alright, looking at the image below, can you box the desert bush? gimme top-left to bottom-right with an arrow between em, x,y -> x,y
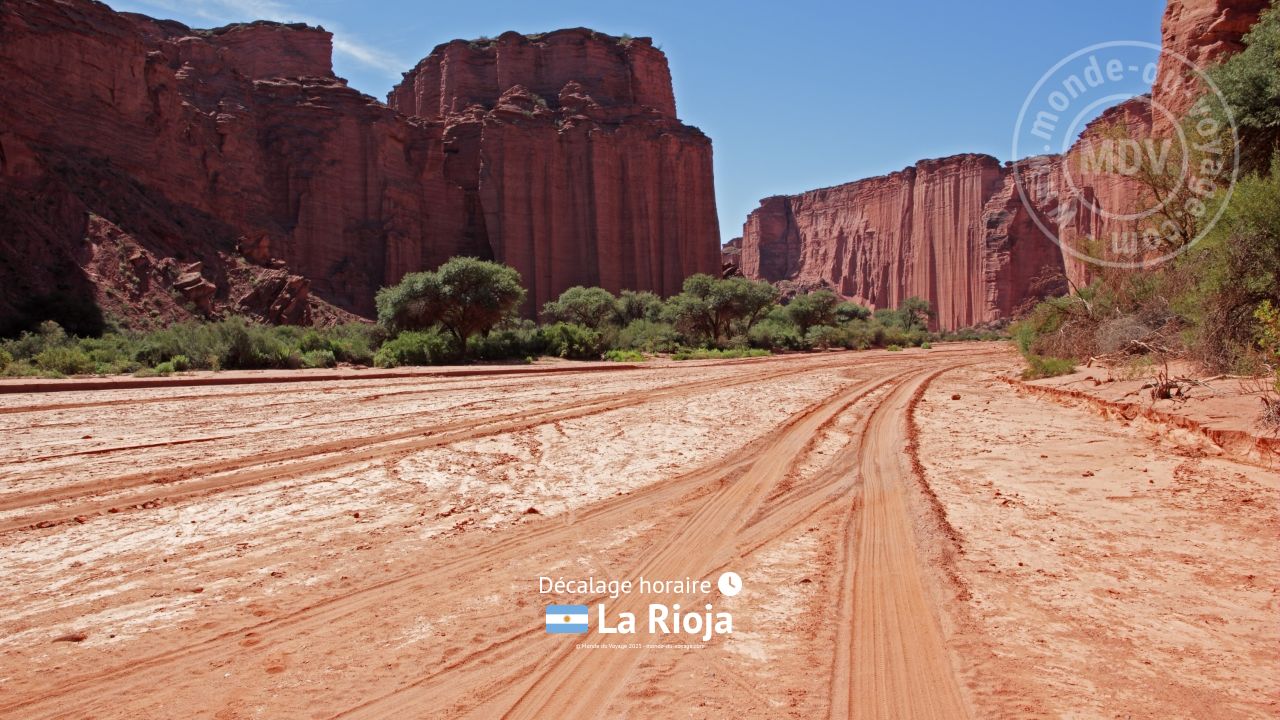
617,319 -> 679,353
541,286 -> 619,330
1176,164 -> 1280,372
748,316 -> 803,351
841,320 -> 881,350
373,329 -> 454,368
0,348 -> 10,371
672,348 -> 769,361
835,301 -> 872,323
603,349 -> 646,362
615,290 -> 665,323
1094,315 -> 1156,355
886,344 -> 903,352
804,324 -> 844,350
153,361 -> 177,376
218,318 -> 299,369
2,320 -> 71,361
301,349 -> 337,369
785,290 -> 840,334
920,342 -> 932,349
376,257 -> 526,353
1022,355 -> 1077,380
468,319 -> 546,361
542,322 -> 603,360
664,274 -> 778,346
34,345 -> 94,375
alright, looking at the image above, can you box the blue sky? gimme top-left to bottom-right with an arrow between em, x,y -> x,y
105,0 -> 1166,242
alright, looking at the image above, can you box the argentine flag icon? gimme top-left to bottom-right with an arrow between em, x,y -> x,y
545,604 -> 589,634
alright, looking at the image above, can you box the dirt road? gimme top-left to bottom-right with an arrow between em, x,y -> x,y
0,346 -> 1274,719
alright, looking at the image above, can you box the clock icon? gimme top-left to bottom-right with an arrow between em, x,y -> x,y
717,571 -> 743,597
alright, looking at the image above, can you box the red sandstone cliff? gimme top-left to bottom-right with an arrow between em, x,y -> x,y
388,30 -> 719,312
0,2 -> 718,332
739,0 -> 1265,330
740,155 -> 1068,330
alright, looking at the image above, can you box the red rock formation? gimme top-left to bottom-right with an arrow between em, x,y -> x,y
740,0 -> 1265,330
388,30 -> 719,312
0,3 -> 717,332
740,155 -> 1068,330
1153,0 -> 1270,131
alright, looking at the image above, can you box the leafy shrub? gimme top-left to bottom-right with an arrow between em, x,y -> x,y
153,361 -> 177,376
1022,355 -> 1077,380
1177,164 -> 1280,372
219,318 -> 299,369
617,319 -> 680,353
376,257 -> 526,354
170,355 -> 191,372
748,317 -> 803,350
1255,300 -> 1280,392
468,319 -> 546,361
301,349 -> 337,369
616,290 -> 665,323
786,290 -> 841,334
842,320 -> 882,350
0,348 -> 10,371
804,324 -> 845,350
920,342 -> 932,349
2,320 -> 71,361
541,286 -> 619,329
34,345 -> 94,375
543,322 -> 603,360
373,330 -> 454,368
603,349 -> 646,362
886,344 -> 903,352
672,348 -> 770,361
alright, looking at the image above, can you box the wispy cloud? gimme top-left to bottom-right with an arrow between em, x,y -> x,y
110,0 -> 408,76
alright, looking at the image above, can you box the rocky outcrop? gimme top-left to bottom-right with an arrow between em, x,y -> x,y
388,30 -> 719,312
1153,0 -> 1270,131
740,155 -> 1068,330
739,0 -> 1265,330
0,2 -> 718,332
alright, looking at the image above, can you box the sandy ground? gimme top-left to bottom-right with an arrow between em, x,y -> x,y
0,345 -> 1274,719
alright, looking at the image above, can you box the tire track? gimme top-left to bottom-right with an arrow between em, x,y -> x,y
829,367 -> 971,720
0,356 -> 896,717
0,358 -> 859,531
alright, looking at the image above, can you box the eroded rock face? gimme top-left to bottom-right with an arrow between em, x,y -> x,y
1154,0 -> 1270,131
739,0 -> 1265,330
740,155 -> 1068,330
0,3 -> 718,331
388,30 -> 719,312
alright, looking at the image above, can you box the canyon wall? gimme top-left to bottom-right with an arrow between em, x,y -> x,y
740,155 -> 1068,330
0,2 -> 718,332
739,0 -> 1265,330
388,30 -> 719,311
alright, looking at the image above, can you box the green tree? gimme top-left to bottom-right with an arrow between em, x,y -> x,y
898,297 -> 934,330
785,290 -> 841,334
376,257 -> 527,354
835,301 -> 871,323
541,286 -> 619,330
1177,162 -> 1280,371
615,290 -> 665,323
663,274 -> 778,346
726,277 -> 780,333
